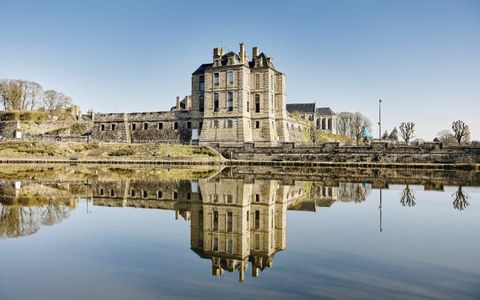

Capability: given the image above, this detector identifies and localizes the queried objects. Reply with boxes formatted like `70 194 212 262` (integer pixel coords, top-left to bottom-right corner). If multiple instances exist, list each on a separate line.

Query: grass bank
0 141 221 160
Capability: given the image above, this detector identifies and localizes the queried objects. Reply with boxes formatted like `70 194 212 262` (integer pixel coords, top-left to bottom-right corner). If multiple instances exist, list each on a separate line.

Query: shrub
109 148 135 156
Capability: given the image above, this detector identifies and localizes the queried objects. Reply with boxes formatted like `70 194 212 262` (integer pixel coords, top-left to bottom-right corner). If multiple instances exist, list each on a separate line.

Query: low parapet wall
216 142 480 164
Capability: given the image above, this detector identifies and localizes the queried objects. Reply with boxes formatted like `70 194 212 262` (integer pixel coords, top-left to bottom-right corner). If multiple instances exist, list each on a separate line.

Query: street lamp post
378 99 382 140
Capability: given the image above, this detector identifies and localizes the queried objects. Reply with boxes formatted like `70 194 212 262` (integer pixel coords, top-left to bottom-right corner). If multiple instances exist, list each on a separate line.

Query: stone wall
91 111 194 143
216 141 480 164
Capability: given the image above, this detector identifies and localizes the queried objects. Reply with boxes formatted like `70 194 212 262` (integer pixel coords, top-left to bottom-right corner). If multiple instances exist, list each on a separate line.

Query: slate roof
286 103 316 114
316 107 336 115
192 63 213 75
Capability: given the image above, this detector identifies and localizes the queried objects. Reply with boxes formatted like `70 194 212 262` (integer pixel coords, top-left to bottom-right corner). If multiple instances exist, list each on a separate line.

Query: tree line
380 120 471 145
0 79 73 111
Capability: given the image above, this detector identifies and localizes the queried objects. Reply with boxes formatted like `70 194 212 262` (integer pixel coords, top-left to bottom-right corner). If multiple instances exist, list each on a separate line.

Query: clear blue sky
1 0 479 139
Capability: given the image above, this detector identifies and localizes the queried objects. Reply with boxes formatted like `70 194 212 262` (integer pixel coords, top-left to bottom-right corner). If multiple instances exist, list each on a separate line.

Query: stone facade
90 44 307 145
286 103 338 134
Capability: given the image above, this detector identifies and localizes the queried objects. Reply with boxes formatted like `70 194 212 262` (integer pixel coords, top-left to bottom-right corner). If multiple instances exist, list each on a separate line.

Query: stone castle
90 44 336 145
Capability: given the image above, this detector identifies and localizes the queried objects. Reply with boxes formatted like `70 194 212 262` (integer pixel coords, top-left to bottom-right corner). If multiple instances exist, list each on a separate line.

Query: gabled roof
316 107 336 115
286 103 316 114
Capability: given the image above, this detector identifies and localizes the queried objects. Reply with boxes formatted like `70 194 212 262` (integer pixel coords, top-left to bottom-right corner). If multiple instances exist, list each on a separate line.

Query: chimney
219 48 224 56
239 43 246 63
213 48 221 58
252 46 259 58
176 96 180 110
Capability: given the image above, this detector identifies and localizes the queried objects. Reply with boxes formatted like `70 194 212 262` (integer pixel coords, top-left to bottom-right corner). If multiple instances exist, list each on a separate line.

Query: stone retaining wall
215 141 480 164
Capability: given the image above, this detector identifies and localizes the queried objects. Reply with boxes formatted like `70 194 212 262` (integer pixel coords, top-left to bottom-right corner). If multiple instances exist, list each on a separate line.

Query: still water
0 166 479 299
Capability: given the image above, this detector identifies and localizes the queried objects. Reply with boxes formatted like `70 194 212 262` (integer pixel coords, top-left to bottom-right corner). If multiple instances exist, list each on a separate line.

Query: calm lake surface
0 166 479 299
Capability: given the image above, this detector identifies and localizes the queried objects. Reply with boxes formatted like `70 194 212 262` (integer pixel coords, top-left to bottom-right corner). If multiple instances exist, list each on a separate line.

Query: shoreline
0 157 478 171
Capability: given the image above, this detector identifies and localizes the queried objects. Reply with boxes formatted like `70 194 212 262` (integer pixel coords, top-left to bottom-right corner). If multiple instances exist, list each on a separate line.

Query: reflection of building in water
0 180 78 238
91 177 313 281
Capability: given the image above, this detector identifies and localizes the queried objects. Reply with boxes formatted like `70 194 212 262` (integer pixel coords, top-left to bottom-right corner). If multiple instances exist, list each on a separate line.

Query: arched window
328 118 332 130
322 119 326 130
316 119 320 129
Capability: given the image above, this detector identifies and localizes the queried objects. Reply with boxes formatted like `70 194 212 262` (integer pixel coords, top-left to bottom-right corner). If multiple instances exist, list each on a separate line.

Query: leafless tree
337 112 353 136
42 90 72 111
351 112 371 145
0 79 22 110
452 186 469 211
400 185 416 207
436 129 456 144
400 122 415 144
451 120 470 145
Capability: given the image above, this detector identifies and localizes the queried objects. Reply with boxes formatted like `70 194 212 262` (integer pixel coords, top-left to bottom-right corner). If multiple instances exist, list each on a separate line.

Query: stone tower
191 43 290 146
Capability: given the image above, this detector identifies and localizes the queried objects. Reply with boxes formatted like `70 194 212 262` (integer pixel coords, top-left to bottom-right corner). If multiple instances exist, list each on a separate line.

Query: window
187 122 191 129
199 75 205 92
173 191 178 199
227 239 233 254
110 189 115 197
227 71 233 84
213 237 219 251
255 210 260 229
226 120 233 128
111 124 116 131
213 93 219 111
131 123 136 130
213 211 219 231
227 92 233 112
271 74 274 89
255 74 260 89
255 121 260 129
225 194 233 203
143 123 148 130
322 119 326 130
100 124 105 131
255 94 260 112
213 73 219 86
246 210 249 223
157 191 163 199
227 212 233 232
255 194 260 202
328 118 332 130
130 190 136 197
186 192 191 200
246 100 250 112
271 95 274 113
213 120 219 128
158 122 163 130
199 95 204 112
174 122 178 130
99 189 104 196
142 191 148 198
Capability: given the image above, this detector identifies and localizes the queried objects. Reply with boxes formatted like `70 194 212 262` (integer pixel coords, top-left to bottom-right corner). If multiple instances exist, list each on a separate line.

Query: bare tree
42 90 72 111
452 186 469 211
399 122 415 144
436 129 456 144
451 120 470 145
337 112 353 136
351 112 371 145
0 79 22 110
400 185 416 207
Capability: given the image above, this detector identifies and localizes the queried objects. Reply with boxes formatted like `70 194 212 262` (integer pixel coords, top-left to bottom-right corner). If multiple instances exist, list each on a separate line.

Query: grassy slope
0 141 221 160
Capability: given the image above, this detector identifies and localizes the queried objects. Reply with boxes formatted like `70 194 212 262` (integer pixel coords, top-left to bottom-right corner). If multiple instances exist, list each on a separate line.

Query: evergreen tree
389 127 399 141
382 130 389 140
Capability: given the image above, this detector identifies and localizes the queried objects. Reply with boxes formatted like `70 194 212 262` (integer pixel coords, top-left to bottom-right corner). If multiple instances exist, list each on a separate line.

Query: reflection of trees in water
452 186 469 211
0 202 73 238
400 185 416 207
338 183 371 203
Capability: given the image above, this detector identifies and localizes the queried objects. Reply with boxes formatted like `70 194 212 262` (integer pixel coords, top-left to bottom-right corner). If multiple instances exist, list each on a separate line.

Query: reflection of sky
0 187 479 300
